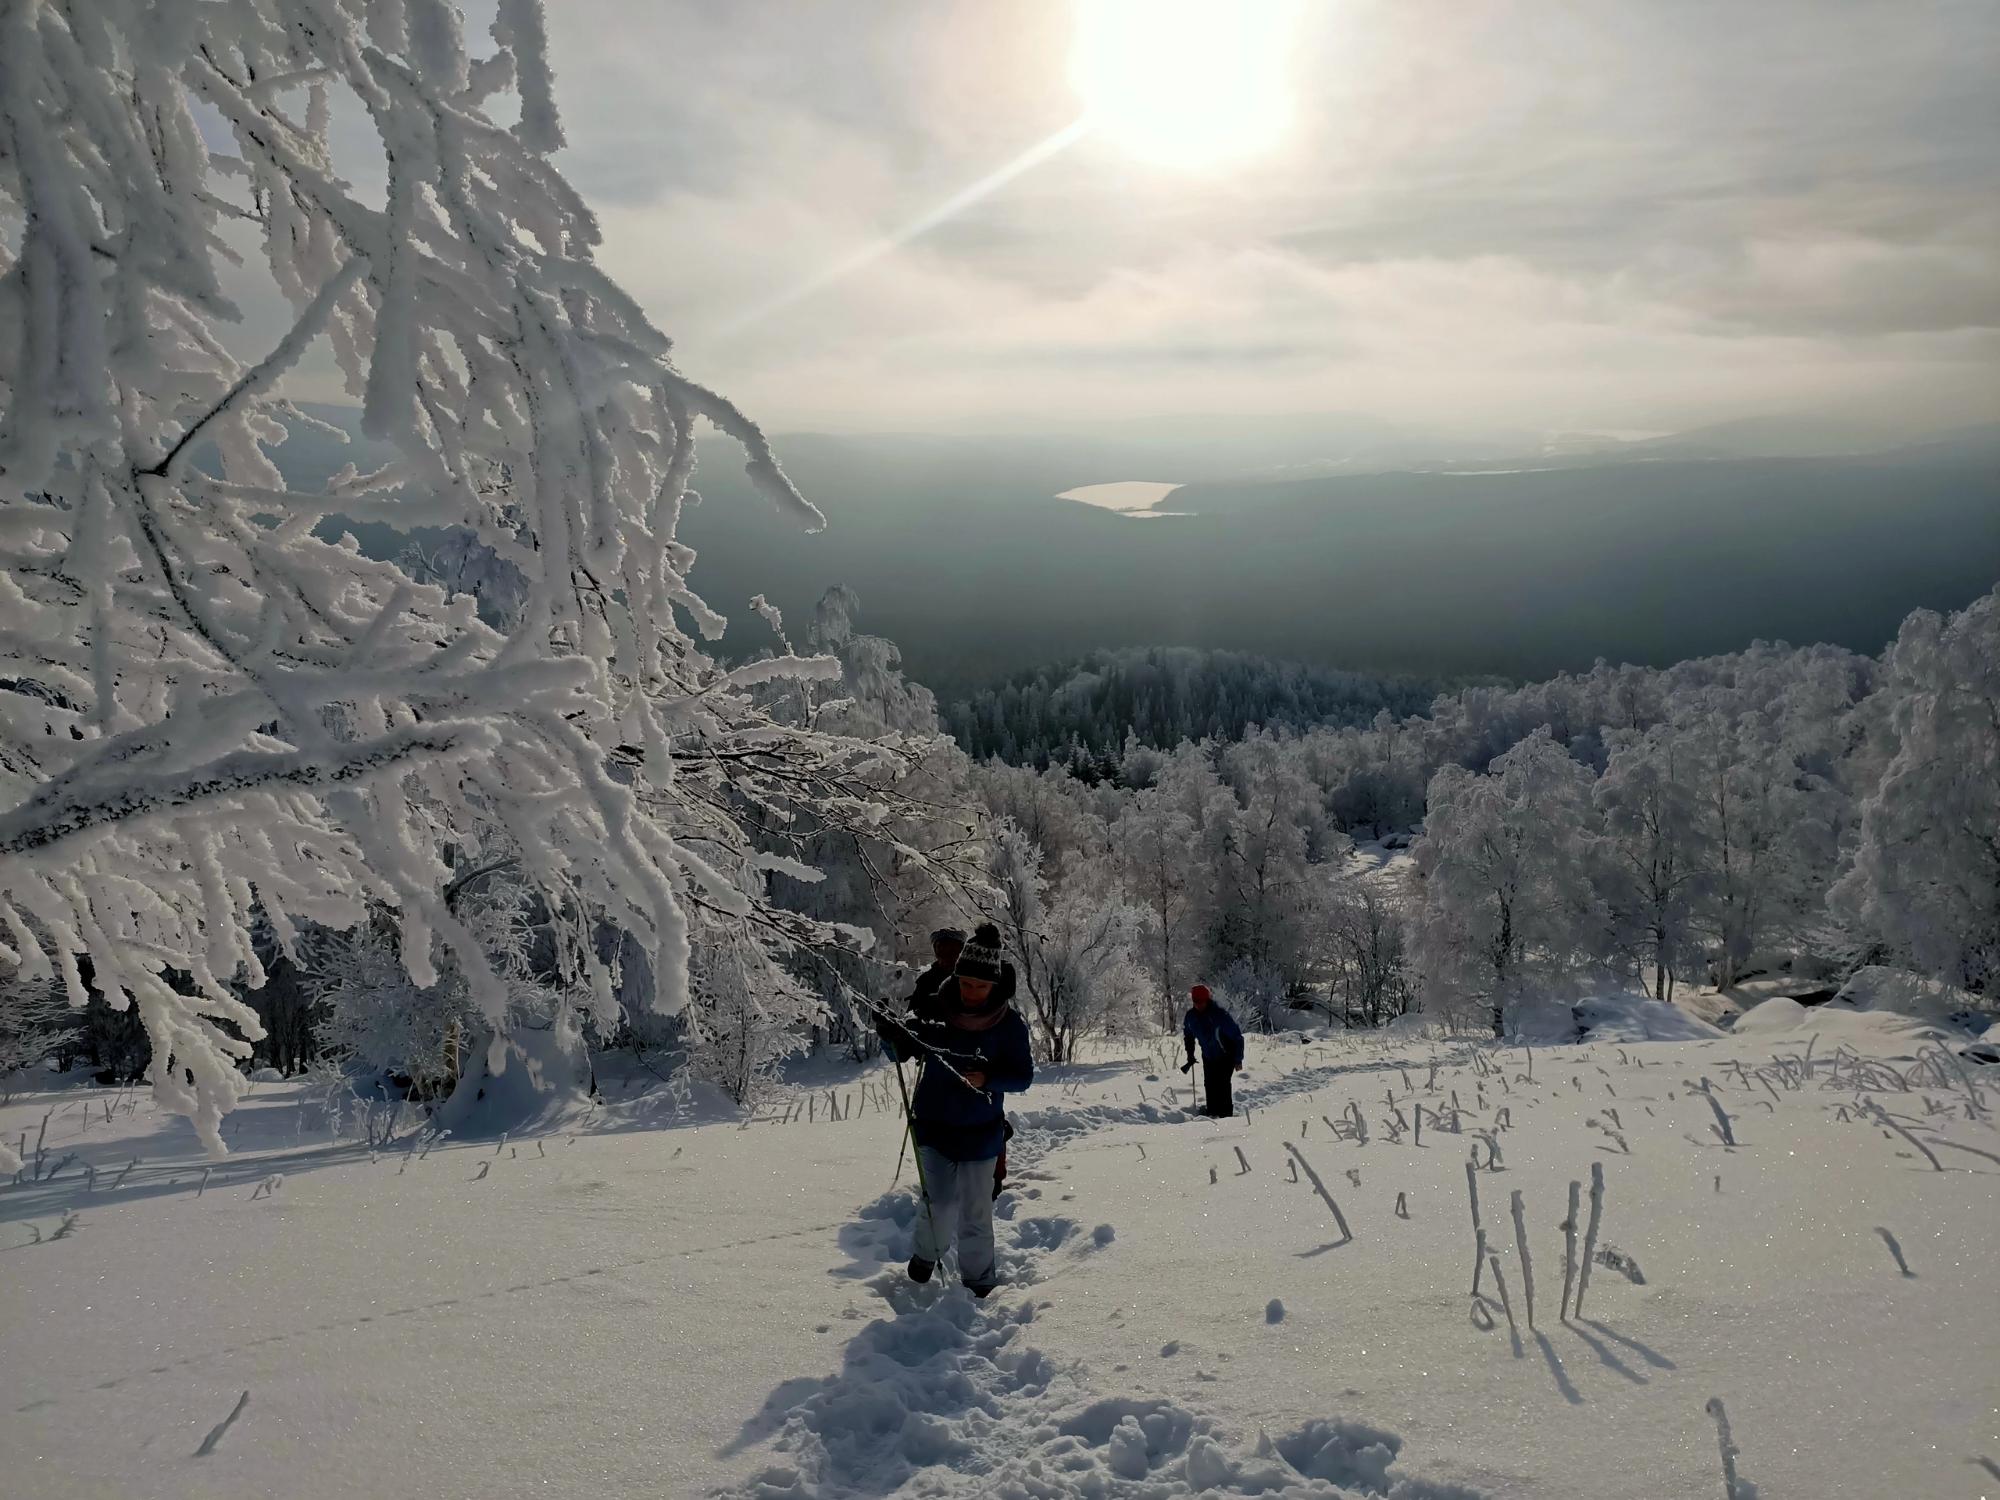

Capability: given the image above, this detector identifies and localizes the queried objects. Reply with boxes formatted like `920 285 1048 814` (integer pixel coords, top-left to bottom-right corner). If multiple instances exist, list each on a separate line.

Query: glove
1179 1058 1194 1074
877 1014 918 1060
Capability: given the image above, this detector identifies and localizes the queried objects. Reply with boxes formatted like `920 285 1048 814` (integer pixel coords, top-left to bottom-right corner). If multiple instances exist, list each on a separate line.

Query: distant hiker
909 928 966 1010
1182 983 1245 1118
879 922 1034 1296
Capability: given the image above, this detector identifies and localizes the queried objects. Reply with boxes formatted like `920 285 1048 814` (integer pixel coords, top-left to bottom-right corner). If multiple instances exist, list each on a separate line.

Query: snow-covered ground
4 1017 1996 1500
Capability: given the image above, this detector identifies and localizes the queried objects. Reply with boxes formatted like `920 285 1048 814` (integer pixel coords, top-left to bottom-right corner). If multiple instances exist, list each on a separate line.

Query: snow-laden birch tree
1833 585 2000 995
1412 729 1607 1035
1595 724 1707 1002
1114 789 1200 1029
0 0 874 1167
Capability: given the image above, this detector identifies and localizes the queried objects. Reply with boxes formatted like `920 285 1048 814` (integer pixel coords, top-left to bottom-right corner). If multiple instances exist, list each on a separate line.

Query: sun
1069 0 1302 170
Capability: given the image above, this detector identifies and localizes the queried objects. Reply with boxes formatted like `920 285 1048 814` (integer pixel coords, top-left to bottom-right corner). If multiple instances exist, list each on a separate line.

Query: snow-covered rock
1734 997 1954 1046
1509 991 1722 1045
1830 965 1992 1033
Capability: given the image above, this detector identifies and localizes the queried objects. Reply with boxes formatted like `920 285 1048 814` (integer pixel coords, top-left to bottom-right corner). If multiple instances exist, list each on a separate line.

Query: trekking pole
891 1046 947 1275
891 1052 912 1187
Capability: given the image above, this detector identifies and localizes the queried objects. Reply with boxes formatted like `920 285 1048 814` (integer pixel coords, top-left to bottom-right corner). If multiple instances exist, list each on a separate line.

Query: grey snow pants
912 1147 1000 1287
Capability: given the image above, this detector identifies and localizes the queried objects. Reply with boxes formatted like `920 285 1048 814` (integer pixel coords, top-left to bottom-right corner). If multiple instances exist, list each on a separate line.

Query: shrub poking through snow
1867 1100 1944 1171
1509 1190 1537 1330
1560 1179 1582 1321
1687 1078 1738 1147
1575 1162 1606 1317
1705 1397 1757 1500
1588 1116 1631 1153
1593 1243 1646 1285
1487 1252 1522 1357
1465 1156 1487 1296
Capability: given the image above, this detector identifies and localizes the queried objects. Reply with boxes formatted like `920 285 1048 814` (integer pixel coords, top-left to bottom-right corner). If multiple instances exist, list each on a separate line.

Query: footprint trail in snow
721 1108 1482 1500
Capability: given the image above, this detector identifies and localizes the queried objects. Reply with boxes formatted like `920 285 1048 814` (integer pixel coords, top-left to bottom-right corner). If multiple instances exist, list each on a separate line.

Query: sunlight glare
1070 0 1302 170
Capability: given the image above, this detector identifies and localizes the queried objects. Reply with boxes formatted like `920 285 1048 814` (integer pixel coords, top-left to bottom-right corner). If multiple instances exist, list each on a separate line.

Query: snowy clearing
4 1022 1995 1500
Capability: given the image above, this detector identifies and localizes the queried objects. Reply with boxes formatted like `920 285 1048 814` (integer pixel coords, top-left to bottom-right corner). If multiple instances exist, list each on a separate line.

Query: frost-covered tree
0 0 873 1168
1683 702 1841 985
1321 872 1412 1027
1412 729 1607 1034
1207 734 1342 997
682 902 817 1106
0 972 75 1089
1113 790 1201 1028
988 826 1140 1062
1595 725 1707 1001
310 914 477 1104
1833 586 2000 995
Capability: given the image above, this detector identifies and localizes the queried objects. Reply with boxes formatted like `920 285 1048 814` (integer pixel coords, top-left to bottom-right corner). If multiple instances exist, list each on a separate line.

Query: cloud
271 0 2000 437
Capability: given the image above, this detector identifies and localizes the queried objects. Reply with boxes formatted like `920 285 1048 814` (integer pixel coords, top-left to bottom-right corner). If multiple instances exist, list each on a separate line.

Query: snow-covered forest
942 647 1447 768
2 6 1996 1498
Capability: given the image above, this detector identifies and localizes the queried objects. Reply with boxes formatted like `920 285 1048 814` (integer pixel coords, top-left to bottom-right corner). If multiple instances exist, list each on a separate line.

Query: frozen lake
1055 480 1186 518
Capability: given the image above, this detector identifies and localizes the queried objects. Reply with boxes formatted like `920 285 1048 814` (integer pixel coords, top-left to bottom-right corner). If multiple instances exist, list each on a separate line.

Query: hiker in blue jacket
878 923 1034 1296
1182 983 1245 1117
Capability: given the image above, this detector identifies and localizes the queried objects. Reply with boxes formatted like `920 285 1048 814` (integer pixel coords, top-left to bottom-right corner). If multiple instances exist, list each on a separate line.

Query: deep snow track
718 1048 1488 1499
724 1188 1484 1500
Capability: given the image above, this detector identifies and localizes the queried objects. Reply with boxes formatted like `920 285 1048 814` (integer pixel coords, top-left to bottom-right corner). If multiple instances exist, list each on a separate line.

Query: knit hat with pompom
954 922 1005 984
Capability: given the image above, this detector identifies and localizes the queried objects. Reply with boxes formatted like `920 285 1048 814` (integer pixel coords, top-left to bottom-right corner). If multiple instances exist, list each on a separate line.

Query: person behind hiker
909 927 965 1012
1182 983 1245 1118
878 923 1033 1296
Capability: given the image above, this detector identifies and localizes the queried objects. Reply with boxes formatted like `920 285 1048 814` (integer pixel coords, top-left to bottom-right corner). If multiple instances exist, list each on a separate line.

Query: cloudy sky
305 1 2000 439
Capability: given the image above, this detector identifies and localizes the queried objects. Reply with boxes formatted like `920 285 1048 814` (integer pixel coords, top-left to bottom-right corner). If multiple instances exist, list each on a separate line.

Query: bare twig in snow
1874 1226 1915 1277
1282 1141 1352 1244
194 1391 251 1458
1465 1156 1487 1297
1705 1397 1756 1499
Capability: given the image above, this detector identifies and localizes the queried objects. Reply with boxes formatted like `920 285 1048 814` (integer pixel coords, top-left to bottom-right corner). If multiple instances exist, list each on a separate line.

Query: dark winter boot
966 1277 998 1299
907 1255 935 1284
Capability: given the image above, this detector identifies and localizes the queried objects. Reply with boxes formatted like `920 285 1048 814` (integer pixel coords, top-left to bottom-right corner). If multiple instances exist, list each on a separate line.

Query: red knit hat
1190 984 1211 1002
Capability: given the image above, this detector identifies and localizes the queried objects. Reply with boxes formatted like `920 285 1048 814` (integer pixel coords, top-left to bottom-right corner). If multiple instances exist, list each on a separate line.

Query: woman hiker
879 923 1033 1296
1182 983 1245 1118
